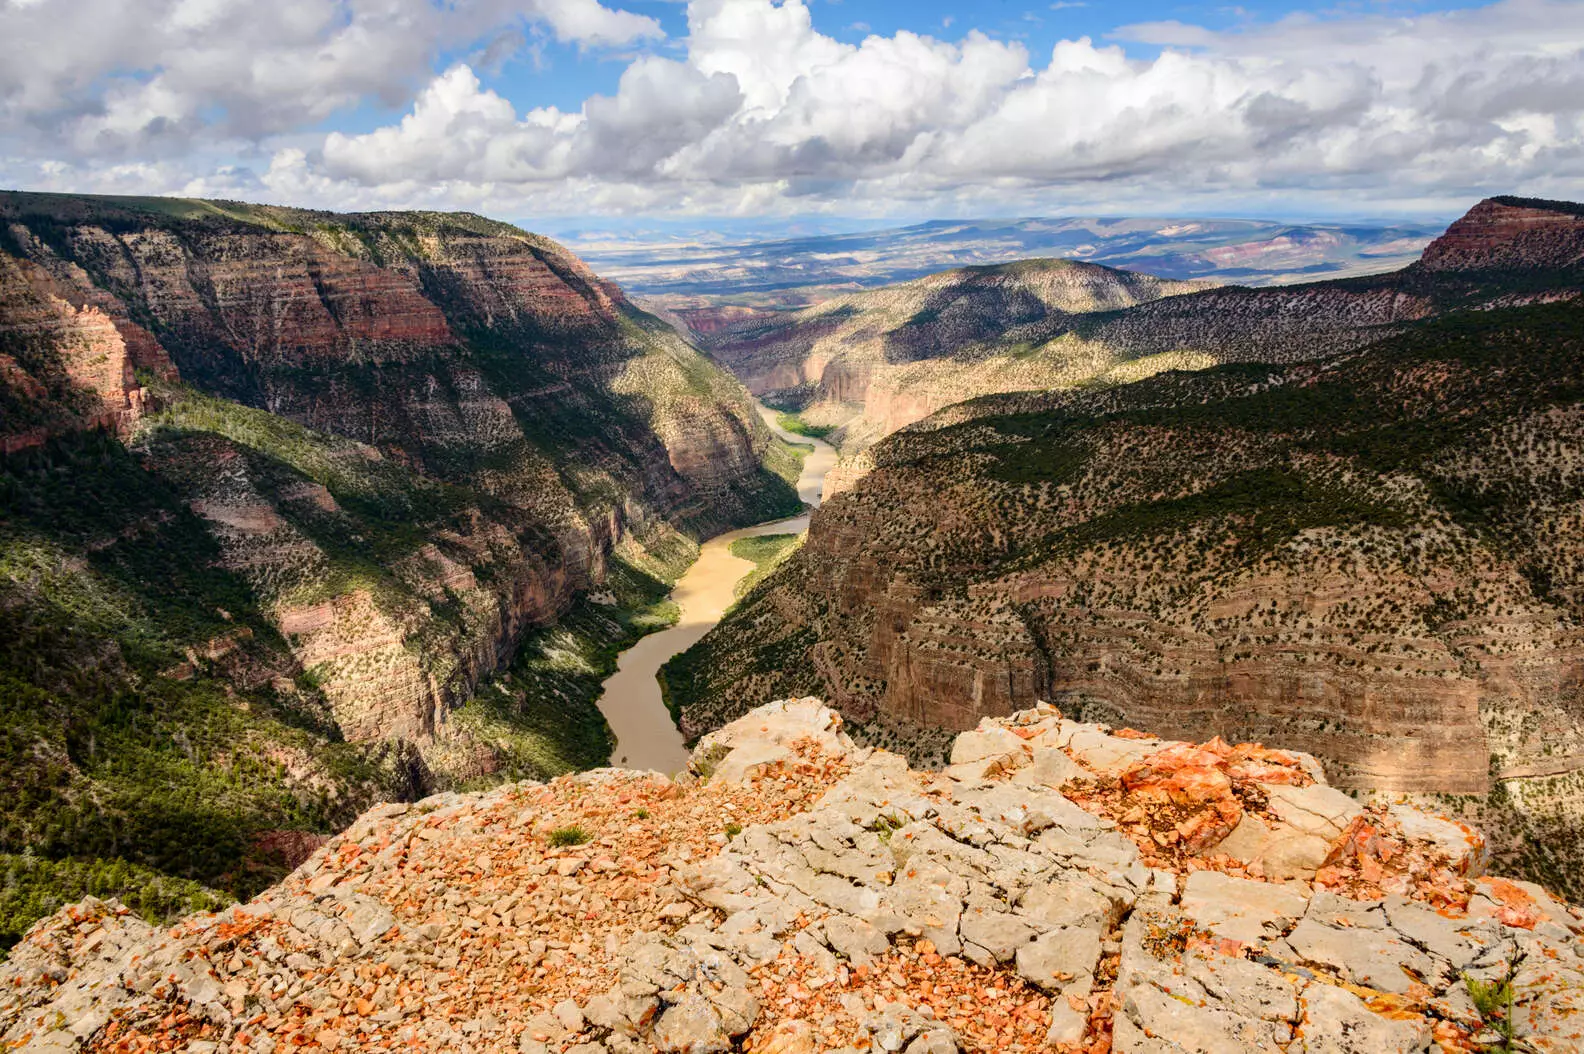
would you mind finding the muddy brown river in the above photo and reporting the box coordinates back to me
[594,404,838,772]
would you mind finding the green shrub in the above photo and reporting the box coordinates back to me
[548,826,591,848]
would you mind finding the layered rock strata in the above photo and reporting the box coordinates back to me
[1419,196,1584,272]
[0,250,174,453]
[4,700,1580,1053]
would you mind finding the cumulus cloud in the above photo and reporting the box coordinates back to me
[0,0,660,158]
[5,0,1584,216]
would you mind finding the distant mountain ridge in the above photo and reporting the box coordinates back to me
[574,213,1441,314]
[699,197,1584,456]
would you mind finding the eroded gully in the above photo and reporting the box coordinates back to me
[594,403,838,773]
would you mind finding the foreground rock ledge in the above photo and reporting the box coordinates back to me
[4,699,1581,1053]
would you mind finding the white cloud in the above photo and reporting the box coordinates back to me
[0,0,661,158]
[6,0,1584,217]
[532,0,667,47]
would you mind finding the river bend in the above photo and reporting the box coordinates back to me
[595,405,837,772]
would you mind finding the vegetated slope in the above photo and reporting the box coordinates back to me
[0,191,802,950]
[667,284,1584,897]
[703,196,1584,456]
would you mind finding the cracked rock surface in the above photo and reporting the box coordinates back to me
[3,699,1581,1052]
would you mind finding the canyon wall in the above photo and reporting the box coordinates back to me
[0,192,799,752]
[0,192,803,930]
[668,199,1584,893]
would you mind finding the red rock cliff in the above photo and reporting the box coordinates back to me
[1418,196,1584,272]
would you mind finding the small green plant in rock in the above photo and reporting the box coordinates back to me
[868,814,905,843]
[547,826,591,848]
[1464,950,1534,1053]
[724,822,743,839]
[692,743,733,781]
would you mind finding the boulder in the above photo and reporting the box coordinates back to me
[1217,784,1364,879]
[689,698,854,784]
[1015,927,1103,995]
[1387,803,1488,876]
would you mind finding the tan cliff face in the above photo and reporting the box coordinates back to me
[4,700,1581,1053]
[0,192,799,771]
[0,249,175,453]
[701,259,1215,452]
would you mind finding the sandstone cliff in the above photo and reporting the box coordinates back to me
[3,700,1580,1052]
[668,286,1584,899]
[703,198,1584,457]
[0,192,801,945]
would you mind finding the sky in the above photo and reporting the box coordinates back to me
[2,0,1582,224]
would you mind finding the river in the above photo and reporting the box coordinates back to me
[595,404,838,773]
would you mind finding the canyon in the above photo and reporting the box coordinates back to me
[0,191,800,943]
[595,404,837,775]
[6,188,1584,1050]
[668,197,1584,900]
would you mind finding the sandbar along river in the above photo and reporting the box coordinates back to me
[595,403,837,773]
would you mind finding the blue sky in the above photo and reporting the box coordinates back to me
[473,0,1498,114]
[2,0,1581,223]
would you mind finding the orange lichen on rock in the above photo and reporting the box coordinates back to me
[1066,731,1317,865]
[1478,876,1545,930]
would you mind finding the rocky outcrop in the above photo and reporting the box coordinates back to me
[4,700,1580,1052]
